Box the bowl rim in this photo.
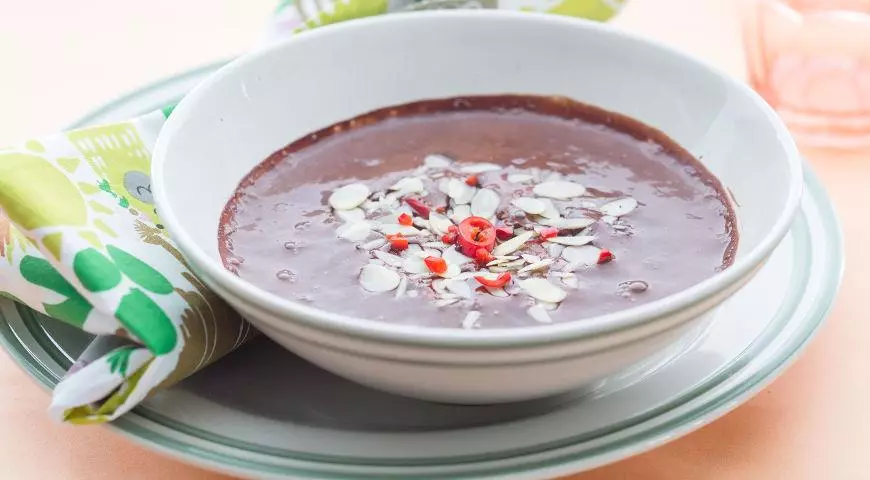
[152,10,804,348]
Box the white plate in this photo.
[0,65,843,479]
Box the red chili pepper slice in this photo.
[597,249,614,264]
[495,226,514,240]
[386,234,408,251]
[441,232,457,244]
[474,248,493,265]
[464,175,479,187]
[456,216,496,257]
[424,256,448,274]
[404,198,430,219]
[397,213,413,226]
[539,227,559,240]
[474,272,511,288]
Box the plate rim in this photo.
[0,65,845,479]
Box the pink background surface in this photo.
[1,0,867,478]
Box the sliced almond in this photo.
[445,279,474,299]
[500,259,527,270]
[521,254,542,264]
[432,279,449,294]
[372,250,405,268]
[336,221,372,242]
[438,263,462,278]
[561,245,601,267]
[507,173,534,183]
[428,212,454,235]
[601,215,617,225]
[512,197,545,215]
[450,204,472,223]
[329,183,370,210]
[336,208,366,223]
[441,248,472,267]
[518,258,554,274]
[471,188,500,219]
[424,154,453,169]
[533,180,586,200]
[547,235,595,246]
[437,178,452,195]
[389,177,425,195]
[492,230,535,257]
[435,297,460,307]
[486,255,519,266]
[395,277,409,298]
[447,178,477,204]
[462,310,481,329]
[378,224,422,236]
[527,304,553,323]
[359,238,387,251]
[539,198,561,219]
[421,241,446,250]
[600,197,638,217]
[545,243,565,258]
[460,163,501,173]
[403,255,430,274]
[518,278,567,303]
[558,217,595,230]
[359,264,401,292]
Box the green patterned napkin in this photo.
[0,0,626,424]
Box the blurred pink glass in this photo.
[742,0,870,150]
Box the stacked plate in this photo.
[0,65,843,479]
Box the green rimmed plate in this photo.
[0,65,844,479]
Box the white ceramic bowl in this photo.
[153,11,802,404]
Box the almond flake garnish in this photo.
[601,215,617,225]
[499,259,527,270]
[486,255,519,266]
[561,245,601,267]
[445,279,474,299]
[471,188,500,219]
[447,178,477,204]
[460,163,501,173]
[438,263,462,278]
[507,173,534,183]
[437,178,452,194]
[389,177,426,195]
[424,154,453,169]
[372,250,405,268]
[359,264,401,293]
[336,221,373,242]
[511,197,545,215]
[527,304,553,323]
[533,180,586,200]
[518,259,553,273]
[521,254,541,264]
[395,277,409,298]
[492,230,535,257]
[462,310,481,329]
[403,255,430,274]
[545,217,594,230]
[518,278,567,303]
[378,224,422,236]
[441,248,472,267]
[450,204,472,223]
[546,235,595,246]
[435,297,460,307]
[600,197,638,217]
[428,212,453,235]
[538,198,561,219]
[329,183,371,210]
[336,208,366,223]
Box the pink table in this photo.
[2,0,867,478]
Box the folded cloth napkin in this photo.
[0,0,625,424]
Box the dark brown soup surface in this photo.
[219,95,737,329]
